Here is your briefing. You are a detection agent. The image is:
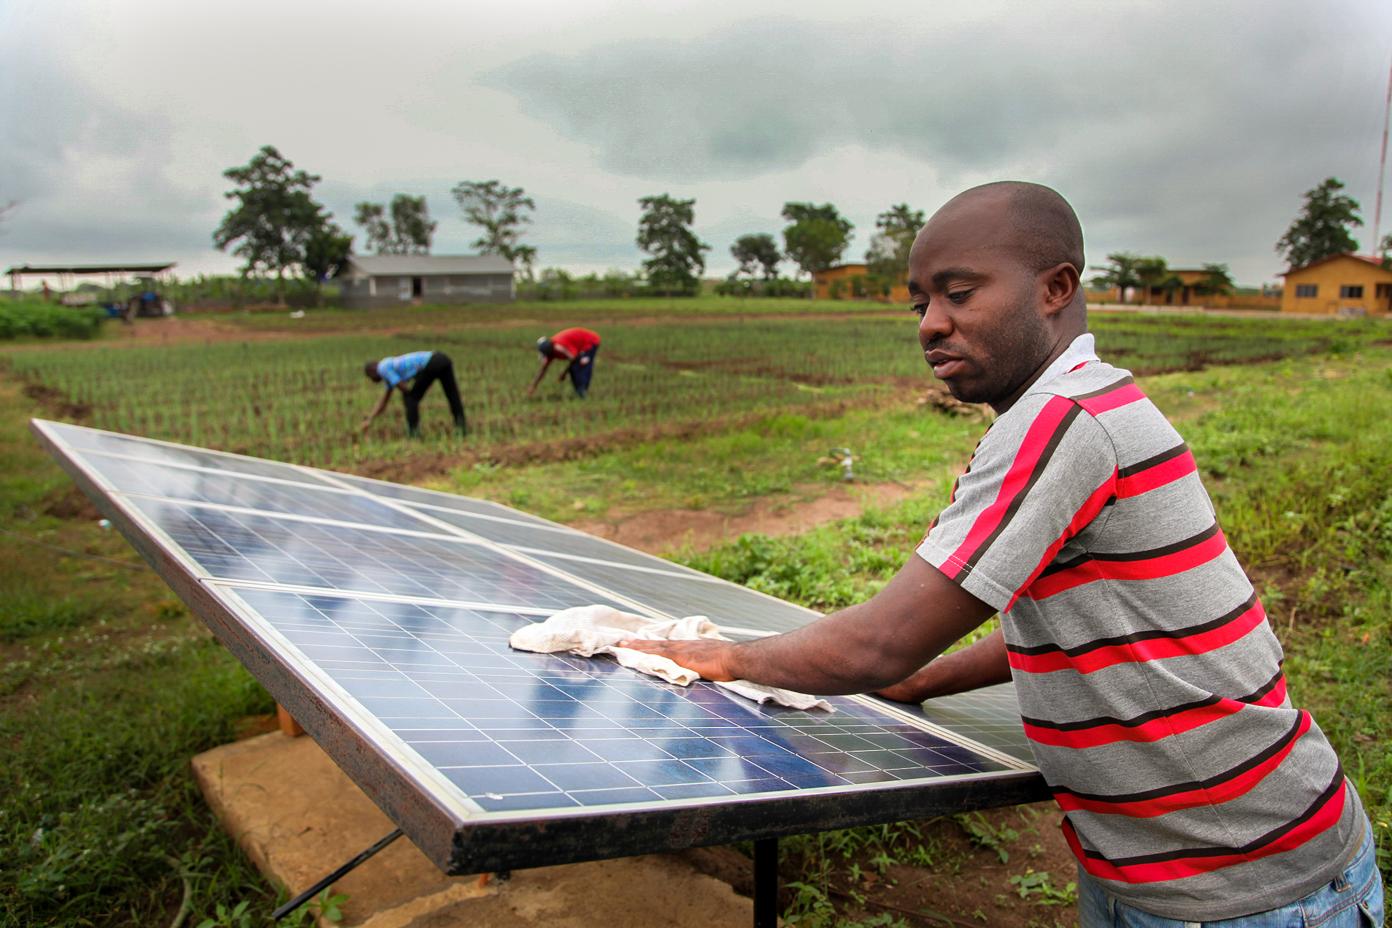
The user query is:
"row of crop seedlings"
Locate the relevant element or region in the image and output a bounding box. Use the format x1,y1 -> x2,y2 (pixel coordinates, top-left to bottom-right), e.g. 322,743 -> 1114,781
3,330 -> 850,464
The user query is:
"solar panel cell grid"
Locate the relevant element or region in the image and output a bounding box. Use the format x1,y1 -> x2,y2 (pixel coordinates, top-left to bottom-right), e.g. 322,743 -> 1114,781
51,423 -> 333,487
82,452 -> 437,532
34,418 -> 1043,871
908,684 -> 1036,764
230,587 -> 1010,814
332,474 -> 556,526
531,553 -> 815,634
415,507 -> 713,577
132,498 -> 633,611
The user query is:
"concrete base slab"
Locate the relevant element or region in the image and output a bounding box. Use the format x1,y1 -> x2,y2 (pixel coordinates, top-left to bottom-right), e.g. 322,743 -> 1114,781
192,731 -> 754,928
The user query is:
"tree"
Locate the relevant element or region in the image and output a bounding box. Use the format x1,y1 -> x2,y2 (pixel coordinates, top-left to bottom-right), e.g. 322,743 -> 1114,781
451,180 -> 537,278
1196,262 -> 1235,296
301,222 -> 354,303
730,233 -> 781,280
636,195 -> 709,296
212,145 -> 332,295
865,203 -> 924,296
1089,252 -> 1145,304
1134,256 -> 1173,304
1276,178 -> 1362,269
781,203 -> 853,281
1379,233 -> 1392,268
353,194 -> 436,254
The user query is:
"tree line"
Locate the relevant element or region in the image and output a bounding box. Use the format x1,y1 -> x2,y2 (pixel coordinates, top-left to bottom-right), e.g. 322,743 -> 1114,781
208,145 -> 936,300
203,149 -> 1392,304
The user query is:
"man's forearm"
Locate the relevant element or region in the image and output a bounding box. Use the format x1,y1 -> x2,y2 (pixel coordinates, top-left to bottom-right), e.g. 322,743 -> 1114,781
876,627 -> 1010,702
528,361 -> 550,392
720,602 -> 912,694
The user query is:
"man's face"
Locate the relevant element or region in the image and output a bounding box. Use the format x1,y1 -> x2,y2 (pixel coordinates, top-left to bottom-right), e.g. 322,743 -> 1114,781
906,194 -> 1053,410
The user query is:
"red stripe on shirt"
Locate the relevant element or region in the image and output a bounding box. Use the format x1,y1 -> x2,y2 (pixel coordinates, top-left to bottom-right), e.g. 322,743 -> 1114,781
1025,677 -> 1287,749
1003,474 -> 1117,613
1116,449 -> 1198,498
1008,598 -> 1267,675
1076,382 -> 1145,416
1064,777 -> 1347,883
942,396 -> 1077,581
1026,529 -> 1229,601
1053,713 -> 1313,817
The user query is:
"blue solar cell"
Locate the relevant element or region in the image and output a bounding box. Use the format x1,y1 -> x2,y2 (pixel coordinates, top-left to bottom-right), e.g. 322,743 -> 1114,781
223,586 -> 1012,813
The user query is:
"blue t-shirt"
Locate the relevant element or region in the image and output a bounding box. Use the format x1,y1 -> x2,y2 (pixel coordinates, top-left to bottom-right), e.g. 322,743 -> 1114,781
377,351 -> 433,389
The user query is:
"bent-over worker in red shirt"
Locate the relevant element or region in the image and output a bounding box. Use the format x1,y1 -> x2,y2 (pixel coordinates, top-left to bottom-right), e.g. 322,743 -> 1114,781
529,327 -> 600,398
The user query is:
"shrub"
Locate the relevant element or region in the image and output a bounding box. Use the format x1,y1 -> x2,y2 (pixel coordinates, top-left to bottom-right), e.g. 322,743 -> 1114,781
0,299 -> 106,340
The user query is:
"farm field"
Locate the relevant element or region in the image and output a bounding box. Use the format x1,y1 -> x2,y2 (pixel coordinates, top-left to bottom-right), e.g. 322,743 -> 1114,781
0,303 -> 1389,927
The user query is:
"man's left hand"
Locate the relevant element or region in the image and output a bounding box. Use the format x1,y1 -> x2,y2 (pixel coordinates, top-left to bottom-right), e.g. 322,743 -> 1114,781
616,638 -> 739,682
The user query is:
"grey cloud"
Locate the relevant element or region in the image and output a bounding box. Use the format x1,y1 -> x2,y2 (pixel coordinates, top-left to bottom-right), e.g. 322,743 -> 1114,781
485,0 -> 1391,281
0,36 -> 219,265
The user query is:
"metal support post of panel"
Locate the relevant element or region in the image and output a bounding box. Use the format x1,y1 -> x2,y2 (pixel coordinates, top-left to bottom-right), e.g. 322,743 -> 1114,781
270,829 -> 403,921
753,837 -> 779,928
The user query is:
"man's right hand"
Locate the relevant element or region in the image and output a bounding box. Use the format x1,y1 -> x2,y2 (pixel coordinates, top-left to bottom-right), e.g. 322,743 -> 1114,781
615,638 -> 740,682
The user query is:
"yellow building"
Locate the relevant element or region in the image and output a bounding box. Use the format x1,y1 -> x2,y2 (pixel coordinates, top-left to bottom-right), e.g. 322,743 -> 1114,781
1280,254 -> 1392,316
812,263 -> 910,304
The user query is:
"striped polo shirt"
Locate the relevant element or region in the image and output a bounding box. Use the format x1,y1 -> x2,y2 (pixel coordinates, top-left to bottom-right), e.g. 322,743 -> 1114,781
916,334 -> 1365,920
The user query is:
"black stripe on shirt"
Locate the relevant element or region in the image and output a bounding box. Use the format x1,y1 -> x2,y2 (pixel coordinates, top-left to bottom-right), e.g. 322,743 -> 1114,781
1022,666 -> 1284,731
1007,591 -> 1260,658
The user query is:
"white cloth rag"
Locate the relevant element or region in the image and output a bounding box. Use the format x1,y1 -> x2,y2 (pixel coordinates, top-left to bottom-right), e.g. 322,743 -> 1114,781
508,604 -> 833,712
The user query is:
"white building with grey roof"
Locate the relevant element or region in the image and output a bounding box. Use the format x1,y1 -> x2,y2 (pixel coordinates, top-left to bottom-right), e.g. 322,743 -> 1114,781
338,254 -> 514,308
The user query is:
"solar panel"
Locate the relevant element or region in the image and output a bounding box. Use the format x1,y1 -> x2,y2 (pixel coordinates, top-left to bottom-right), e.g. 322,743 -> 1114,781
34,419 -> 1045,874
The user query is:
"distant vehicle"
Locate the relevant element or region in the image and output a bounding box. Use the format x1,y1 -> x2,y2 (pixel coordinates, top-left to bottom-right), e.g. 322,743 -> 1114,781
126,289 -> 175,319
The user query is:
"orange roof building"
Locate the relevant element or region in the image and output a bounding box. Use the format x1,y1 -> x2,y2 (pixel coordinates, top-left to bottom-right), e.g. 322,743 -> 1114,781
1280,254 -> 1392,316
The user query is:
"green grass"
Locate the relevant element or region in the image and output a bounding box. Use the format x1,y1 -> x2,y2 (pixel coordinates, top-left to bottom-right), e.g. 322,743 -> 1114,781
446,405 -> 982,523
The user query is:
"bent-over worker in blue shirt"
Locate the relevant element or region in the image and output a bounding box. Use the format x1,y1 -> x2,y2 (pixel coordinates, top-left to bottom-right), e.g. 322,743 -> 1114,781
360,350 -> 466,438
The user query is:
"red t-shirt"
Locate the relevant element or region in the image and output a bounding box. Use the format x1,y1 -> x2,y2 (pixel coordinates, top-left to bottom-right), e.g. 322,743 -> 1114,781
552,327 -> 600,356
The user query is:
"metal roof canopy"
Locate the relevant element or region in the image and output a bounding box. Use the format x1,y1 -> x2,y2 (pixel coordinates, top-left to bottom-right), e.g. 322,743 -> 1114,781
6,263 -> 176,276
32,418 -> 1047,881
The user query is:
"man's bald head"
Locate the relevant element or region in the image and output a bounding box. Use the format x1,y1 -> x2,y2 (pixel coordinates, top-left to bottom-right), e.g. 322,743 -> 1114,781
907,181 -> 1089,412
935,181 -> 1084,274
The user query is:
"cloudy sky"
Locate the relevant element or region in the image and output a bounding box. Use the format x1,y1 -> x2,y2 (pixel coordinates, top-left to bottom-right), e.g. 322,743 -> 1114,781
2,0 -> 1390,287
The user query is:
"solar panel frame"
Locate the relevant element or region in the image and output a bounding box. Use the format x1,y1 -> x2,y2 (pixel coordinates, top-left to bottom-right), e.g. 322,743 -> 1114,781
32,419 -> 1047,875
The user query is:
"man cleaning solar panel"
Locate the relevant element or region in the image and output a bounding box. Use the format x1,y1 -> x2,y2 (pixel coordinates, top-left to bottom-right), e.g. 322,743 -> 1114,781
360,350 -> 467,438
528,327 -> 601,398
618,183 -> 1383,926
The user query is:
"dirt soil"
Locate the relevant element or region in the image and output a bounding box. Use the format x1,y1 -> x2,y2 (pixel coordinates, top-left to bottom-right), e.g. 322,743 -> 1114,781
575,480 -> 920,554
679,802 -> 1078,927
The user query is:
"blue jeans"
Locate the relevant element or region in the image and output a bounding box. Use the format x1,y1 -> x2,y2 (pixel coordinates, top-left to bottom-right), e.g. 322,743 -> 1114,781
1077,824 -> 1384,927
567,346 -> 598,398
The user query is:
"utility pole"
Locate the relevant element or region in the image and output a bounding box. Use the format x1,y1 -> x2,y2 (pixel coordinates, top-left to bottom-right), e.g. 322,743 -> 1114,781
1373,53 -> 1392,255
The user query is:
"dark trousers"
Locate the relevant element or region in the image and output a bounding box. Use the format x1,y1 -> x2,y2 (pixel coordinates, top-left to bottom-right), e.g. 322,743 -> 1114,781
567,346 -> 599,397
404,352 -> 466,432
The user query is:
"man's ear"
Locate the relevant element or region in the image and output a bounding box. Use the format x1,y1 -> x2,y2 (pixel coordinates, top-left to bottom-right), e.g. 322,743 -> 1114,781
1041,262 -> 1080,317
